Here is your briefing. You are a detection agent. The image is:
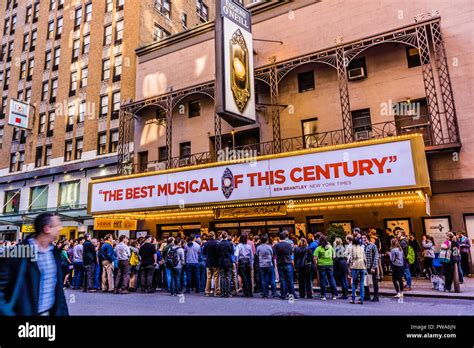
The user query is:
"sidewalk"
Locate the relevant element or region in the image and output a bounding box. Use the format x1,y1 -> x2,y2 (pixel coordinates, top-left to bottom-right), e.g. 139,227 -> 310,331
376,275 -> 474,300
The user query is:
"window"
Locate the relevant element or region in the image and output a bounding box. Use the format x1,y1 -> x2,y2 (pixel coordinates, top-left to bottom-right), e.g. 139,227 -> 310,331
20,61 -> 27,80
25,88 -> 32,103
67,103 -> 75,131
27,58 -> 34,80
70,71 -> 78,94
35,147 -> 43,167
75,138 -> 83,159
30,30 -> 37,50
9,151 -> 24,173
17,90 -> 24,101
117,0 -> 124,11
64,140 -> 73,161
98,132 -> 107,155
58,0 -> 64,10
80,66 -> 88,88
72,39 -> 80,60
30,185 -> 48,211
298,71 -> 315,93
406,47 -> 422,68
50,0 -> 57,11
0,126 -> 4,145
155,0 -> 171,18
53,47 -> 61,68
74,7 -> 82,28
47,21 -> 55,39
158,146 -> 168,163
22,33 -> 29,51
10,14 -> 17,34
115,20 -> 124,43
1,97 -> 7,118
58,181 -> 80,208
3,18 -> 9,36
153,23 -> 170,41
113,55 -> 122,80
50,78 -> 58,101
56,17 -> 63,38
39,113 -> 46,133
4,68 -> 10,89
7,42 -> 14,62
45,51 -> 52,69
45,145 -> 52,165
196,0 -> 209,22
347,57 -> 367,80
181,12 -> 188,29
104,25 -> 112,45
189,100 -> 201,118
100,95 -> 109,117
106,0 -> 113,13
26,6 -> 33,23
351,108 -> 372,136
112,91 -> 121,118
180,142 -> 191,159
85,3 -> 92,22
41,81 -> 49,101
102,59 -> 110,80
0,44 -> 6,61
3,190 -> 20,213
47,112 -> 55,136
33,2 -> 40,22
302,118 -> 318,148
82,34 -> 90,54
138,151 -> 148,172
78,100 -> 86,123
109,129 -> 119,152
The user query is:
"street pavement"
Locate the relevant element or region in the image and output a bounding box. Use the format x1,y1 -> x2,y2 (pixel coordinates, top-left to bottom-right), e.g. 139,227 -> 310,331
65,289 -> 474,316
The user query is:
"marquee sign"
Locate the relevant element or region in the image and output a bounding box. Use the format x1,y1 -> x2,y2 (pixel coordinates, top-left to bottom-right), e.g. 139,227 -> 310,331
89,137 -> 430,215
8,99 -> 31,130
215,0 -> 256,126
94,218 -> 138,231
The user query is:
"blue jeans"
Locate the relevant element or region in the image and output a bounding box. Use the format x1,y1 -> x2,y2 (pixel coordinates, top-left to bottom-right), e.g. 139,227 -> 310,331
404,264 -> 412,288
94,263 -> 100,289
165,267 -> 172,291
170,267 -> 182,295
351,269 -> 366,302
72,262 -> 84,289
199,261 -> 206,292
185,263 -> 200,292
260,266 -> 277,296
318,266 -> 338,297
277,263 -> 296,298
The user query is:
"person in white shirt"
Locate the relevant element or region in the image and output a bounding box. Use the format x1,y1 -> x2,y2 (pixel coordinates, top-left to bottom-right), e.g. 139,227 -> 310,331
114,235 -> 131,294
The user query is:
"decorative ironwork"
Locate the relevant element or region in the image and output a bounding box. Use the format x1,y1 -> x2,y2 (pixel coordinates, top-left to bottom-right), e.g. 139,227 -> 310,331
416,23 -> 443,145
165,95 -> 173,169
430,20 -> 460,144
214,113 -> 222,158
269,57 -> 281,153
117,110 -> 135,176
336,46 -> 353,143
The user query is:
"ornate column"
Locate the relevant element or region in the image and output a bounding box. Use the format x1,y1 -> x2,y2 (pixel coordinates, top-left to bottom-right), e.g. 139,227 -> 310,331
335,38 -> 353,143
269,56 -> 281,154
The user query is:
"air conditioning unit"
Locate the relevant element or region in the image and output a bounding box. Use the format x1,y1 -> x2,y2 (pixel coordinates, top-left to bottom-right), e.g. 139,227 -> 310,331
179,157 -> 190,167
348,67 -> 366,81
355,130 -> 370,141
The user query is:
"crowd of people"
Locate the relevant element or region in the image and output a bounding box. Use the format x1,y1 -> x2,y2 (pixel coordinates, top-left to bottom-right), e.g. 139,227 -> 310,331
54,226 -> 472,303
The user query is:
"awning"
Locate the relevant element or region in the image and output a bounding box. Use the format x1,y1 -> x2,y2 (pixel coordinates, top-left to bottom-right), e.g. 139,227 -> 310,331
0,205 -> 93,226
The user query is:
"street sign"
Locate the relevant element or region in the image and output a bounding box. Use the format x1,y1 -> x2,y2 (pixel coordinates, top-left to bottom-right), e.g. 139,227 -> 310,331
8,99 -> 30,130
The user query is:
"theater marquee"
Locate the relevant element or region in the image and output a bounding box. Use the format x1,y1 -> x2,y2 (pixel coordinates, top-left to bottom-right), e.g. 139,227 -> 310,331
215,0 -> 256,126
89,136 -> 430,215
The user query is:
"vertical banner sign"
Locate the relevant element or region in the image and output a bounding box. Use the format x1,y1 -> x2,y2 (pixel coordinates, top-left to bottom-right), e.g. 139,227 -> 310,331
8,99 -> 30,130
215,0 -> 256,126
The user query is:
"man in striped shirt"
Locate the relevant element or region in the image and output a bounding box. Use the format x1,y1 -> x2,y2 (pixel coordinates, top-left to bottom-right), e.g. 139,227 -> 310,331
0,212 -> 69,316
362,233 -> 380,302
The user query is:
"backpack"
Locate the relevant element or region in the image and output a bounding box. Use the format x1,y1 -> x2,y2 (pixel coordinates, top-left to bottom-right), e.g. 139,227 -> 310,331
407,246 -> 416,265
130,250 -> 139,267
165,247 -> 180,268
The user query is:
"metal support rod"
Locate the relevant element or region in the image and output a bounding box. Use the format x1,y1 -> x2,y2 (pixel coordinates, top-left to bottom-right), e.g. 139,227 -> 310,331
269,56 -> 281,154
214,113 -> 222,160
166,96 -> 173,170
335,45 -> 353,143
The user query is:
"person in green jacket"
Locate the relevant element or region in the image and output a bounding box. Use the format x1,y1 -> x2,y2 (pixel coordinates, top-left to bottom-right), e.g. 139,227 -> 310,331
313,235 -> 339,300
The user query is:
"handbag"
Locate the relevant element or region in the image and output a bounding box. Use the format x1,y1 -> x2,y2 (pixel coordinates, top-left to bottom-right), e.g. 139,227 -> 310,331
364,272 -> 373,287
439,249 -> 451,263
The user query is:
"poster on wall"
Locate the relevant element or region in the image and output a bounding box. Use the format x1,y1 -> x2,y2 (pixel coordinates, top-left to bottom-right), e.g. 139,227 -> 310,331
295,223 -> 306,238
330,221 -> 353,235
422,216 -> 451,252
215,0 -> 256,126
385,218 -> 411,236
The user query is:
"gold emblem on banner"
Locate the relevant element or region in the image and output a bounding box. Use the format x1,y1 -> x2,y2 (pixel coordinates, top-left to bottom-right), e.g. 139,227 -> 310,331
230,29 -> 250,112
